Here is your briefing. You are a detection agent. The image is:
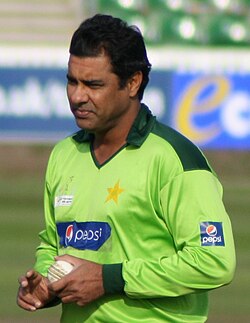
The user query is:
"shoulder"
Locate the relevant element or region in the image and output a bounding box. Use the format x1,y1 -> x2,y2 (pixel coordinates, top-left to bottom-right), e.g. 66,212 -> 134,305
52,135 -> 76,153
150,121 -> 212,172
48,132 -> 83,162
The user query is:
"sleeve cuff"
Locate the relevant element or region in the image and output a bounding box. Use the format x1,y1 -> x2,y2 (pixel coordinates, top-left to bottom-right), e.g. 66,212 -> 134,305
102,263 -> 125,295
44,297 -> 61,308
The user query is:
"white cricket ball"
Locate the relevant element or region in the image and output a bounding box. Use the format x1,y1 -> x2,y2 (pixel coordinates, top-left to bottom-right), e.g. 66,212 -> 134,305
47,260 -> 74,283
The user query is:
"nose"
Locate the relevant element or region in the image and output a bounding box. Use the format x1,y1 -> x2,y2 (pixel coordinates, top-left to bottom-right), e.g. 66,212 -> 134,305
68,84 -> 89,106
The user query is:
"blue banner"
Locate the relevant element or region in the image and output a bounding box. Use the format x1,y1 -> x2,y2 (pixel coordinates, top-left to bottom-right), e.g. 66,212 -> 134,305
171,72 -> 250,149
0,67 -> 77,141
0,67 -> 250,148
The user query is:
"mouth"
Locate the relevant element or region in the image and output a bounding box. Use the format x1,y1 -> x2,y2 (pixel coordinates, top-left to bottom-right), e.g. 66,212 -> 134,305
73,109 -> 94,119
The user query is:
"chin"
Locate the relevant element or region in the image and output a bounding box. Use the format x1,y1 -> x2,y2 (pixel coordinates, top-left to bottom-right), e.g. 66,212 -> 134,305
75,119 -> 94,132
75,118 -> 88,128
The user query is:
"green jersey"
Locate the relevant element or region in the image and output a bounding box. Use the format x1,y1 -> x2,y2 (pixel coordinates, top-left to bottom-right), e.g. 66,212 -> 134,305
34,104 -> 236,322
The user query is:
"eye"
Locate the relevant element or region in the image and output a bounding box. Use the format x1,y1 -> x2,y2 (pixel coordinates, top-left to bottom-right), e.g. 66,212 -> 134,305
66,75 -> 77,85
85,81 -> 104,89
90,83 -> 103,89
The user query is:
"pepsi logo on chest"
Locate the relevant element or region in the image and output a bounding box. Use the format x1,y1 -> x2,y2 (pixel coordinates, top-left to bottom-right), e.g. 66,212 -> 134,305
57,221 -> 111,251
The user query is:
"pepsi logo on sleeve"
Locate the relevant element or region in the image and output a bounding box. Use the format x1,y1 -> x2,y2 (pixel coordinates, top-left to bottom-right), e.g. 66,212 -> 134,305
200,222 -> 225,246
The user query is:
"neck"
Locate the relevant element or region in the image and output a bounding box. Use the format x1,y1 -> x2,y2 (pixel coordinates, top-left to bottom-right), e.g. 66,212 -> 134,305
92,103 -> 140,164
95,102 -> 140,146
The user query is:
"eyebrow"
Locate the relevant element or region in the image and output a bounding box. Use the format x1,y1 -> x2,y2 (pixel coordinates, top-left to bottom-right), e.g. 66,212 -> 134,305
66,74 -> 75,81
66,74 -> 104,86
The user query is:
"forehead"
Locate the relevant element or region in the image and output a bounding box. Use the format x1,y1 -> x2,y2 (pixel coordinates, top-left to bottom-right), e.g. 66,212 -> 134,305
68,54 -> 113,78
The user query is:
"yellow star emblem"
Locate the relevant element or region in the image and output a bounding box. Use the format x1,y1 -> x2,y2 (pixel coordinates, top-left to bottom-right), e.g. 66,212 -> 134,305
105,180 -> 124,204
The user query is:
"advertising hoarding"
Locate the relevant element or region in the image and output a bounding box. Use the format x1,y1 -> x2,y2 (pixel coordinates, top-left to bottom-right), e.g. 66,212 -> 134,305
0,65 -> 249,148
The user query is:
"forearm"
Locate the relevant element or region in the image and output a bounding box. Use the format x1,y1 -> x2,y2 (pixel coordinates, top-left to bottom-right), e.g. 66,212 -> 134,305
34,230 -> 58,276
123,247 -> 235,298
103,245 -> 235,299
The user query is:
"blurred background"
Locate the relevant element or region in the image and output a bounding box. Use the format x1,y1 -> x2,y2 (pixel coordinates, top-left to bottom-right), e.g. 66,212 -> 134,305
0,0 -> 249,322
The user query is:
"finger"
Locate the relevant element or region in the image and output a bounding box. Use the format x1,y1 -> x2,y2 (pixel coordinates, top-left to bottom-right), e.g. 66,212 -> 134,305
25,269 -> 33,278
18,276 -> 28,288
19,270 -> 39,290
48,276 -> 67,293
17,290 -> 40,311
17,297 -> 37,312
26,269 -> 37,279
61,294 -> 75,304
76,300 -> 88,307
18,286 -> 40,304
18,269 -> 37,285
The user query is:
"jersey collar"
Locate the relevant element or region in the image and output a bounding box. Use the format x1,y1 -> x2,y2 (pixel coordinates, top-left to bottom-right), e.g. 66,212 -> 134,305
72,103 -> 156,147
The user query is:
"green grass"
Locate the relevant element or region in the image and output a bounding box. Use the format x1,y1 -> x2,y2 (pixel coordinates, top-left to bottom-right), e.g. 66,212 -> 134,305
207,179 -> 250,322
0,175 -> 61,322
0,145 -> 60,322
0,145 -> 249,322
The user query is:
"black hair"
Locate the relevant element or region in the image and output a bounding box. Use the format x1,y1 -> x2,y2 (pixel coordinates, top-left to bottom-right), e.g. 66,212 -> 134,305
69,14 -> 151,100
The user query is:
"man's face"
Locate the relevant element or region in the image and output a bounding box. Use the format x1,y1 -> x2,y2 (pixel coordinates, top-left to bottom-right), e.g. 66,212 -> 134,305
67,54 -> 136,135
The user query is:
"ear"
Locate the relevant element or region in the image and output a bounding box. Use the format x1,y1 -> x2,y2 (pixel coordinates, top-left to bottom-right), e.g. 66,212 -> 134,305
127,71 -> 143,98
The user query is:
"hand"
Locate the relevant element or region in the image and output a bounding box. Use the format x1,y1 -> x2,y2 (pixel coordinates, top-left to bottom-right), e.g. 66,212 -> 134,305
48,255 -> 105,306
17,269 -> 54,311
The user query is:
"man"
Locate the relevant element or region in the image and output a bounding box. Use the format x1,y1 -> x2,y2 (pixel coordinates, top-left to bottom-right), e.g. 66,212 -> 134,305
17,14 -> 236,322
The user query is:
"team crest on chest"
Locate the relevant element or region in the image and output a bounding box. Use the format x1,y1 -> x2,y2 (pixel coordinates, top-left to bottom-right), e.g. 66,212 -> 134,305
105,180 -> 124,204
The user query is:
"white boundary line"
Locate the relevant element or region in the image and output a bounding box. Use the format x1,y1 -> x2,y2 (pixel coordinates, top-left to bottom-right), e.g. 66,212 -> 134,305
1,45 -> 250,72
